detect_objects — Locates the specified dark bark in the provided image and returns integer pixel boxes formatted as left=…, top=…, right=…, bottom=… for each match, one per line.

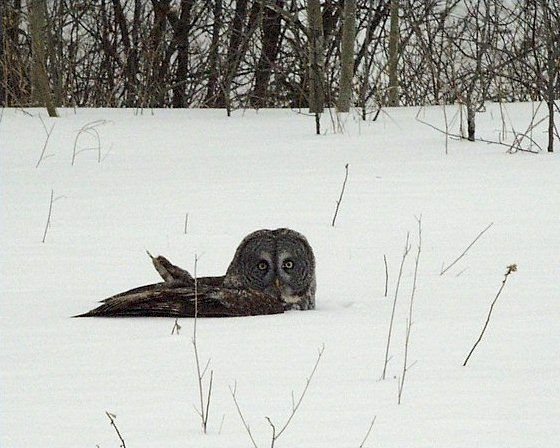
left=307, top=0, right=325, bottom=114
left=354, top=1, right=388, bottom=73
left=218, top=0, right=261, bottom=114
left=172, top=0, right=195, bottom=108
left=251, top=0, right=284, bottom=108
left=0, top=0, right=5, bottom=103
left=29, top=0, right=58, bottom=116
left=111, top=0, right=136, bottom=106
left=337, top=0, right=356, bottom=113
left=216, top=0, right=249, bottom=109
left=204, top=0, right=222, bottom=106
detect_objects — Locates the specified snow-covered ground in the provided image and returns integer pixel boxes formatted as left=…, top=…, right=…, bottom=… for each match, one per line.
left=1, top=104, right=558, bottom=447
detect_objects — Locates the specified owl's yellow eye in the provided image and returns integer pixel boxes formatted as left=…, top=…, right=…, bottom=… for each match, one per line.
left=283, top=260, right=294, bottom=269
left=258, top=261, right=269, bottom=271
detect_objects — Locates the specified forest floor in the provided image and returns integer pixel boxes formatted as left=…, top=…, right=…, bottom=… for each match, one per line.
left=1, top=103, right=559, bottom=447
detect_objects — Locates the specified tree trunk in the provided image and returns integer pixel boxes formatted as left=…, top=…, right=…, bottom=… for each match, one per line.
left=172, top=0, right=195, bottom=108
left=542, top=0, right=557, bottom=152
left=251, top=0, right=284, bottom=108
left=307, top=0, right=325, bottom=114
left=29, top=0, right=58, bottom=117
left=387, top=0, right=400, bottom=106
left=218, top=0, right=249, bottom=111
left=466, top=99, right=476, bottom=142
left=0, top=0, right=5, bottom=103
left=336, top=0, right=356, bottom=113
left=204, top=0, right=222, bottom=107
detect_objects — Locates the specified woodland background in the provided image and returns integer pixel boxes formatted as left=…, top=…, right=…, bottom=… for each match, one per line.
left=1, top=0, right=559, bottom=148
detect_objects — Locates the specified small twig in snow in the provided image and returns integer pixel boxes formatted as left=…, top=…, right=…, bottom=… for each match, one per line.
left=398, top=216, right=422, bottom=404
left=41, top=190, right=66, bottom=243
left=192, top=253, right=212, bottom=433
left=218, top=413, right=226, bottom=435
left=36, top=117, right=56, bottom=168
left=383, top=254, right=389, bottom=297
left=171, top=318, right=181, bottom=335
left=358, top=416, right=377, bottom=448
left=184, top=212, right=189, bottom=234
left=105, top=411, right=126, bottom=448
left=265, top=417, right=277, bottom=448
left=381, top=232, right=411, bottom=380
left=229, top=383, right=259, bottom=448
left=71, top=120, right=110, bottom=166
left=440, top=222, right=493, bottom=276
left=463, top=264, right=517, bottom=366
left=265, top=344, right=325, bottom=446
left=331, top=163, right=349, bottom=227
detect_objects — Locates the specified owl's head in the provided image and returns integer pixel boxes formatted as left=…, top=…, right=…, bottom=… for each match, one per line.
left=223, top=228, right=316, bottom=310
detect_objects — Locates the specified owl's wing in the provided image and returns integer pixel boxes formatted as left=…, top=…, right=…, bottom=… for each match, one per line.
left=148, top=252, right=194, bottom=283
left=148, top=253, right=226, bottom=287
left=75, top=283, right=284, bottom=318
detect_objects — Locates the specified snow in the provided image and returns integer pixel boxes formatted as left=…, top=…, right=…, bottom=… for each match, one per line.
left=1, top=104, right=559, bottom=447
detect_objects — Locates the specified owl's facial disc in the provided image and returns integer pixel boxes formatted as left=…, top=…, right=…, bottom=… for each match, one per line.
left=275, top=251, right=308, bottom=302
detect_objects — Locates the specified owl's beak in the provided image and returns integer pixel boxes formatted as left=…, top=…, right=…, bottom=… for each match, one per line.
left=274, top=277, right=282, bottom=292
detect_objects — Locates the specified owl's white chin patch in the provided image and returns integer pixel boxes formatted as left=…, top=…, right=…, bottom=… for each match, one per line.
left=281, top=294, right=301, bottom=304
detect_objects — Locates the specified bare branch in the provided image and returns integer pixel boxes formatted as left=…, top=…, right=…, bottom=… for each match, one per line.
left=358, top=416, right=377, bottom=448
left=398, top=216, right=422, bottom=404
left=381, top=232, right=411, bottom=380
left=440, top=222, right=493, bottom=276
left=229, top=384, right=259, bottom=448
left=105, top=411, right=126, bottom=448
left=463, top=264, right=517, bottom=366
left=331, top=164, right=349, bottom=227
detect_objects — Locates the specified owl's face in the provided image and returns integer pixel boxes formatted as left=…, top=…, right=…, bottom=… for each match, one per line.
left=223, top=229, right=316, bottom=310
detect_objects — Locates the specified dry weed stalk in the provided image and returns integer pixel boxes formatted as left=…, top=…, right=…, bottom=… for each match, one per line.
left=41, top=189, right=66, bottom=243
left=192, top=254, right=213, bottom=433
left=440, top=222, right=493, bottom=275
left=398, top=216, right=422, bottom=404
left=383, top=254, right=389, bottom=297
left=105, top=411, right=126, bottom=448
left=381, top=232, right=411, bottom=380
left=331, top=163, right=349, bottom=227
left=35, top=115, right=55, bottom=168
left=358, top=416, right=377, bottom=448
left=71, top=120, right=110, bottom=165
left=463, top=264, right=517, bottom=366
left=231, top=345, right=325, bottom=448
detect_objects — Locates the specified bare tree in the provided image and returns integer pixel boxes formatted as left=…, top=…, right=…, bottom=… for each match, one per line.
left=251, top=0, right=285, bottom=108
left=387, top=0, right=400, bottom=106
left=540, top=0, right=559, bottom=152
left=29, top=0, right=58, bottom=117
left=307, top=0, right=325, bottom=133
left=336, top=0, right=356, bottom=113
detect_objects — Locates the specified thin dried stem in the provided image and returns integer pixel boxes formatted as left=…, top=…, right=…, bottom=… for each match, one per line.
left=229, top=383, right=259, bottom=448
left=36, top=117, right=55, bottom=168
left=192, top=254, right=211, bottom=433
left=105, top=411, right=126, bottom=448
left=273, top=344, right=325, bottom=440
left=383, top=254, right=389, bottom=297
left=440, top=222, right=493, bottom=275
left=398, top=216, right=422, bottom=404
left=41, top=189, right=55, bottom=243
left=358, top=416, right=377, bottom=448
left=331, top=163, right=349, bottom=227
left=463, top=264, right=517, bottom=366
left=381, top=232, right=411, bottom=380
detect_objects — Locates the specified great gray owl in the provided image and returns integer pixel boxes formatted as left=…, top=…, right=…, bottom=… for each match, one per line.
left=76, top=228, right=316, bottom=317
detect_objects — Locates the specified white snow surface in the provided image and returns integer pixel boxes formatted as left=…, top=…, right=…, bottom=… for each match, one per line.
left=1, top=105, right=559, bottom=447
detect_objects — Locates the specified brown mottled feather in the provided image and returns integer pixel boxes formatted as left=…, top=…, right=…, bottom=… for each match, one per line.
left=75, top=282, right=284, bottom=318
